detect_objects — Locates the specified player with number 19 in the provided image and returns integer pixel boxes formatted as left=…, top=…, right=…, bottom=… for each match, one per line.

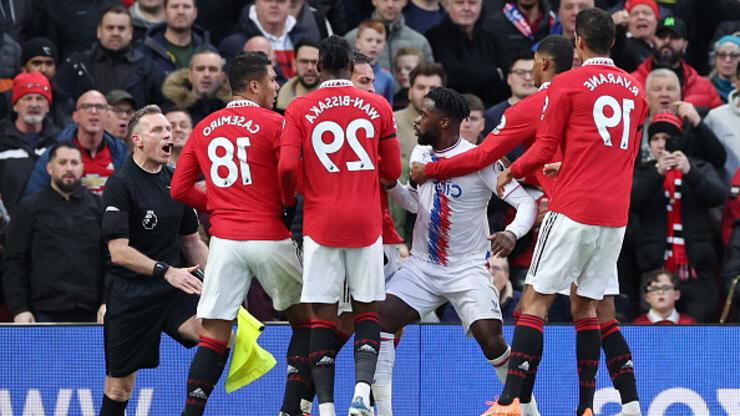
left=279, top=35, right=401, bottom=416
left=488, top=8, right=648, bottom=416
left=170, top=51, right=312, bottom=416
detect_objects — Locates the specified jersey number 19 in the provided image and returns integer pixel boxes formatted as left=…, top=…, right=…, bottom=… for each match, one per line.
left=593, top=96, right=635, bottom=150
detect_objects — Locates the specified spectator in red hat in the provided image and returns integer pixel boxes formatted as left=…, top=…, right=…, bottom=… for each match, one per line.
left=0, top=72, right=59, bottom=216
left=630, top=111, right=725, bottom=322
left=632, top=16, right=723, bottom=109
left=611, top=0, right=659, bottom=72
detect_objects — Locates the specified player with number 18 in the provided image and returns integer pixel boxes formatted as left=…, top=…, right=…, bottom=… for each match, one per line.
left=171, top=51, right=312, bottom=416
left=279, top=36, right=401, bottom=416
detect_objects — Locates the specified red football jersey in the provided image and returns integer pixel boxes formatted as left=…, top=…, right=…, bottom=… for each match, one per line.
left=75, top=139, right=115, bottom=195
left=423, top=86, right=560, bottom=197
left=171, top=100, right=289, bottom=240
left=279, top=79, right=401, bottom=247
left=510, top=58, right=648, bottom=227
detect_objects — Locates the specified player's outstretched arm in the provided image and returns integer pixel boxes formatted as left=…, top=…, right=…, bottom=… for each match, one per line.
left=170, top=140, right=207, bottom=212
left=180, top=232, right=208, bottom=270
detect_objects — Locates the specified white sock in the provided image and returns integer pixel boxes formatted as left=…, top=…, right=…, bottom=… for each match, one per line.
left=488, top=345, right=511, bottom=384
left=521, top=400, right=541, bottom=416
left=353, top=381, right=372, bottom=404
left=373, top=332, right=396, bottom=416
left=622, top=400, right=642, bottom=415
left=319, top=402, right=336, bottom=416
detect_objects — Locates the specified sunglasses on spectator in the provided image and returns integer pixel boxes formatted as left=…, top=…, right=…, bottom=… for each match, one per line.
left=716, top=52, right=740, bottom=61
left=77, top=103, right=109, bottom=112
left=645, top=285, right=676, bottom=294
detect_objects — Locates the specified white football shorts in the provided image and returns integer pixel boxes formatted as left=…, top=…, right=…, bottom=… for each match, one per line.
left=386, top=255, right=502, bottom=334
left=197, top=237, right=303, bottom=320
left=302, top=236, right=385, bottom=305
left=526, top=212, right=625, bottom=300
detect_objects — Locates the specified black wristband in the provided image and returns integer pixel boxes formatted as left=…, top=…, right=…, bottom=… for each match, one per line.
left=153, top=261, right=170, bottom=279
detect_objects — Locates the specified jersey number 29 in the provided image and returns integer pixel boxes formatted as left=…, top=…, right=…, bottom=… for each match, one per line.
left=593, top=96, right=635, bottom=150
left=207, top=137, right=252, bottom=188
left=311, top=119, right=376, bottom=173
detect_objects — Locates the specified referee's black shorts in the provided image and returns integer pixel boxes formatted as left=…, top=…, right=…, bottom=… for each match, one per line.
left=104, top=276, right=199, bottom=377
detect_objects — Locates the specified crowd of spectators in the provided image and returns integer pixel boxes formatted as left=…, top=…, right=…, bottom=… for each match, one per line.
left=0, top=0, right=739, bottom=324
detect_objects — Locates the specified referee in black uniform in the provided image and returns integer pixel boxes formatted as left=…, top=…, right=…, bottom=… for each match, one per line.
left=99, top=105, right=208, bottom=416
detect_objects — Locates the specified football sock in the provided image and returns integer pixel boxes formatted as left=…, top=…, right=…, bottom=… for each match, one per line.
left=575, top=318, right=601, bottom=416
left=488, top=345, right=511, bottom=384
left=373, top=332, right=396, bottom=416
left=318, top=402, right=336, bottom=416
left=282, top=322, right=313, bottom=415
left=183, top=336, right=230, bottom=416
left=600, top=319, right=639, bottom=406
left=353, top=312, right=381, bottom=392
left=309, top=319, right=338, bottom=405
left=99, top=395, right=127, bottom=416
left=498, top=314, right=544, bottom=406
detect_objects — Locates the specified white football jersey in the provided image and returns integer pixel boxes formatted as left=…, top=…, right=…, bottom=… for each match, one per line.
left=388, top=139, right=536, bottom=266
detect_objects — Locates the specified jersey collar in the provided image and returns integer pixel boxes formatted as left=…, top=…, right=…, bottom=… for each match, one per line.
left=582, top=57, right=615, bottom=67
left=433, top=138, right=462, bottom=155
left=319, top=79, right=354, bottom=89
left=227, top=99, right=260, bottom=108
left=538, top=81, right=551, bottom=91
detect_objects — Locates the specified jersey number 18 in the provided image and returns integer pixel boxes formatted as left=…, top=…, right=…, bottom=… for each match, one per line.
left=207, top=137, right=252, bottom=188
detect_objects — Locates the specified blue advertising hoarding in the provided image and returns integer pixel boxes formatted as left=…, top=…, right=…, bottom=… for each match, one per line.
left=0, top=324, right=738, bottom=415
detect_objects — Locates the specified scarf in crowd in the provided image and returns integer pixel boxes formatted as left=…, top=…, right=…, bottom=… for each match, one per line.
left=663, top=169, right=694, bottom=280
left=502, top=3, right=555, bottom=42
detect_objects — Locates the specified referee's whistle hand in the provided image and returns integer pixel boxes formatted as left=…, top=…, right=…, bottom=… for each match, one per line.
left=164, top=265, right=203, bottom=295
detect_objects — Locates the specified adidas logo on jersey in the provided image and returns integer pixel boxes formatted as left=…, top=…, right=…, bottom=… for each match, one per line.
left=518, top=361, right=530, bottom=372
left=359, top=344, right=378, bottom=355
left=317, top=356, right=335, bottom=366
left=188, top=387, right=208, bottom=400
left=287, top=365, right=299, bottom=375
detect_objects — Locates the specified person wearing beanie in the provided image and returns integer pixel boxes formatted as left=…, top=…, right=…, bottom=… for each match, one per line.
left=0, top=72, right=60, bottom=215
left=611, top=0, right=659, bottom=72
left=709, top=35, right=740, bottom=103
left=55, top=5, right=164, bottom=109
left=15, top=37, right=75, bottom=129
left=631, top=111, right=725, bottom=322
left=632, top=16, right=722, bottom=109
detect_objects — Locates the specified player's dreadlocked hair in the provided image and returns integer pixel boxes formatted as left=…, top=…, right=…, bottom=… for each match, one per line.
left=537, top=35, right=574, bottom=74
left=318, top=35, right=353, bottom=75
left=426, top=87, right=470, bottom=125
left=575, top=7, right=616, bottom=55
left=227, top=51, right=272, bottom=95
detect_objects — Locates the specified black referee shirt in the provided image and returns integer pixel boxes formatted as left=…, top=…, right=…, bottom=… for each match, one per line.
left=101, top=157, right=198, bottom=280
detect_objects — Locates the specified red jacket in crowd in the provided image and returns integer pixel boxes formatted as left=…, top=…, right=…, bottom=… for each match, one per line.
left=632, top=57, right=722, bottom=109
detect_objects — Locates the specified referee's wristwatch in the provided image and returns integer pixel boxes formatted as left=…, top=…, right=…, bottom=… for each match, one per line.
left=153, top=261, right=170, bottom=279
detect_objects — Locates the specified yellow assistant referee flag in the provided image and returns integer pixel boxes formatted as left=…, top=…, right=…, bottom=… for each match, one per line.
left=224, top=307, right=277, bottom=393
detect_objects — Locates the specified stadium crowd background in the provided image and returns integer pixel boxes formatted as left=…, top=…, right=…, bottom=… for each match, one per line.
left=0, top=0, right=739, bottom=325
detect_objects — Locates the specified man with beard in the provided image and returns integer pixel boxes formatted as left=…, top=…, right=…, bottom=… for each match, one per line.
left=277, top=40, right=320, bottom=112
left=0, top=72, right=59, bottom=216
left=632, top=16, right=722, bottom=109
left=162, top=46, right=230, bottom=125
left=2, top=142, right=105, bottom=323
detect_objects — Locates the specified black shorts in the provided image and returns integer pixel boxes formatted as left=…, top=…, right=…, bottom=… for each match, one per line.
left=104, top=276, right=198, bottom=377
